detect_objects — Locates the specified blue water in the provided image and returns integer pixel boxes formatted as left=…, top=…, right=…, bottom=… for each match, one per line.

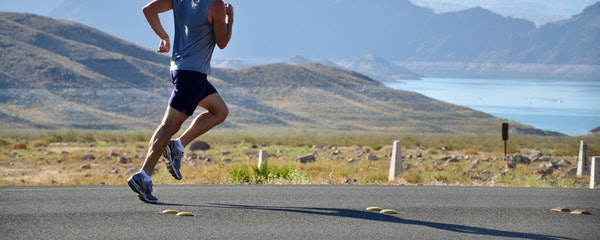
left=384, top=78, right=600, bottom=136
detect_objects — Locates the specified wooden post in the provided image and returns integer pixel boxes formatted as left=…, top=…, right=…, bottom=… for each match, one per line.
left=388, top=140, right=402, bottom=182
left=577, top=140, right=588, bottom=177
left=590, top=156, right=599, bottom=189
left=258, top=150, right=267, bottom=168
left=502, top=123, right=509, bottom=158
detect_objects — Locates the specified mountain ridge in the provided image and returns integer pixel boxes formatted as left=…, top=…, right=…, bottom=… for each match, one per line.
left=0, top=12, right=565, bottom=135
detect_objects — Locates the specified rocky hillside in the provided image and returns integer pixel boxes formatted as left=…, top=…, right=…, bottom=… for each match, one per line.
left=0, top=12, right=554, bottom=135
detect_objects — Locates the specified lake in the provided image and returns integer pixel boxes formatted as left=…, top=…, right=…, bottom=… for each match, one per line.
left=384, top=78, right=600, bottom=136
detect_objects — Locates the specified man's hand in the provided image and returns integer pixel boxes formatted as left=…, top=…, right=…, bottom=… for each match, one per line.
left=210, top=0, right=234, bottom=49
left=225, top=2, right=234, bottom=24
left=157, top=36, right=170, bottom=53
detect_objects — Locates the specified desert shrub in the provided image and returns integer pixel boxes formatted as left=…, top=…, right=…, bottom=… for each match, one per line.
left=402, top=172, right=422, bottom=184
left=81, top=132, right=96, bottom=143
left=11, top=142, right=27, bottom=150
left=252, top=164, right=269, bottom=183
left=463, top=148, right=479, bottom=156
left=251, top=164, right=305, bottom=184
left=425, top=147, right=439, bottom=155
left=432, top=173, right=449, bottom=182
left=31, top=140, right=48, bottom=148
left=46, top=131, right=78, bottom=143
left=273, top=165, right=295, bottom=180
left=371, top=143, right=384, bottom=151
left=229, top=164, right=251, bottom=183
left=0, top=139, right=8, bottom=147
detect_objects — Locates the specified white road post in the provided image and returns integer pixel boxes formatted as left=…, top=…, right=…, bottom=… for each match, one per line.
left=388, top=140, right=403, bottom=182
left=258, top=150, right=267, bottom=168
left=577, top=140, right=588, bottom=177
left=590, top=156, right=599, bottom=189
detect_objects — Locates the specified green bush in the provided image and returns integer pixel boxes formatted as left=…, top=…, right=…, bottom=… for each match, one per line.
left=371, top=143, right=384, bottom=151
left=229, top=164, right=251, bottom=183
left=252, top=164, right=269, bottom=183
left=0, top=139, right=8, bottom=147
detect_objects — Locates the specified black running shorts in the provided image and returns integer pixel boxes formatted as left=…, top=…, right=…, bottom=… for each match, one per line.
left=168, top=70, right=218, bottom=116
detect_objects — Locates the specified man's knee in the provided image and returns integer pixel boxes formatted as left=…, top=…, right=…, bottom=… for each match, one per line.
left=214, top=105, right=228, bottom=123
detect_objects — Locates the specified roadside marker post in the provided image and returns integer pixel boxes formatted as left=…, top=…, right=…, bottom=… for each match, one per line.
left=590, top=156, right=599, bottom=189
left=577, top=140, right=588, bottom=177
left=388, top=140, right=402, bottom=182
left=258, top=150, right=267, bottom=168
left=502, top=123, right=509, bottom=158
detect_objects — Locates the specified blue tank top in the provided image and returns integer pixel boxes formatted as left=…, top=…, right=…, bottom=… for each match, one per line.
left=170, top=0, right=215, bottom=74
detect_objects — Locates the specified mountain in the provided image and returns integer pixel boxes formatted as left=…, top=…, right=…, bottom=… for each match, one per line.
left=0, top=12, right=558, bottom=135
left=338, top=54, right=422, bottom=81
left=412, top=0, right=599, bottom=26
left=30, top=0, right=599, bottom=80
left=0, top=12, right=169, bottom=88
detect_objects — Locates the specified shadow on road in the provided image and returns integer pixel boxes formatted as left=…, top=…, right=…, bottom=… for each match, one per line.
left=209, top=203, right=574, bottom=240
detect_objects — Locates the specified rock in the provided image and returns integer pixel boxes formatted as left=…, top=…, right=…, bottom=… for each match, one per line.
left=186, top=152, right=198, bottom=160
left=124, top=168, right=136, bottom=175
left=109, top=150, right=120, bottom=157
left=537, top=174, right=547, bottom=180
left=470, top=160, right=479, bottom=168
left=366, top=154, right=378, bottom=161
left=531, top=153, right=551, bottom=162
left=506, top=162, right=517, bottom=169
left=347, top=158, right=358, bottom=164
left=509, top=154, right=531, bottom=164
left=118, top=156, right=129, bottom=164
left=535, top=166, right=554, bottom=175
left=80, top=164, right=92, bottom=169
left=442, top=155, right=459, bottom=162
left=81, top=154, right=95, bottom=160
left=343, top=178, right=357, bottom=184
left=556, top=159, right=572, bottom=167
left=189, top=141, right=211, bottom=151
left=297, top=153, right=316, bottom=164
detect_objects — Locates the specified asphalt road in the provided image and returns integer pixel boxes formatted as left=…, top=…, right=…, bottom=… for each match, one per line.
left=1, top=185, right=599, bottom=240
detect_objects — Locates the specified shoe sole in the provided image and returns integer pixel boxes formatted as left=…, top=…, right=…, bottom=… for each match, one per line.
left=163, top=145, right=182, bottom=180
left=127, top=178, right=157, bottom=204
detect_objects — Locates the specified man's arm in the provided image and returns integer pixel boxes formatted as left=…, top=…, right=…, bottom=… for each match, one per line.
left=209, top=0, right=234, bottom=49
left=142, top=0, right=173, bottom=53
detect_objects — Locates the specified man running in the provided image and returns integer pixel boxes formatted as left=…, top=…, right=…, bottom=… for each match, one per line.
left=127, top=0, right=234, bottom=203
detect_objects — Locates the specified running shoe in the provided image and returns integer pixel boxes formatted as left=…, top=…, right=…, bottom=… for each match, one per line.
left=127, top=173, right=158, bottom=203
left=163, top=140, right=183, bottom=180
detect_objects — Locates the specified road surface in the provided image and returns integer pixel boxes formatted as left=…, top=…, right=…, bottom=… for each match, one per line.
left=1, top=185, right=598, bottom=239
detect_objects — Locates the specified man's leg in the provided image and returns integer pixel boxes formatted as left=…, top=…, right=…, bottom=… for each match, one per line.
left=142, top=106, right=189, bottom=175
left=127, top=106, right=187, bottom=203
left=178, top=93, right=228, bottom=147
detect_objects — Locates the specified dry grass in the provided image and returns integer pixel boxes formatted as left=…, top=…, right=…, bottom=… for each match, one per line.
left=0, top=129, right=598, bottom=188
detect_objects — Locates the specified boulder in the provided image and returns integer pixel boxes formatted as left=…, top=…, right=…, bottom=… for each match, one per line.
left=297, top=153, right=316, bottom=164
left=189, top=141, right=211, bottom=151
left=118, top=156, right=129, bottom=164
